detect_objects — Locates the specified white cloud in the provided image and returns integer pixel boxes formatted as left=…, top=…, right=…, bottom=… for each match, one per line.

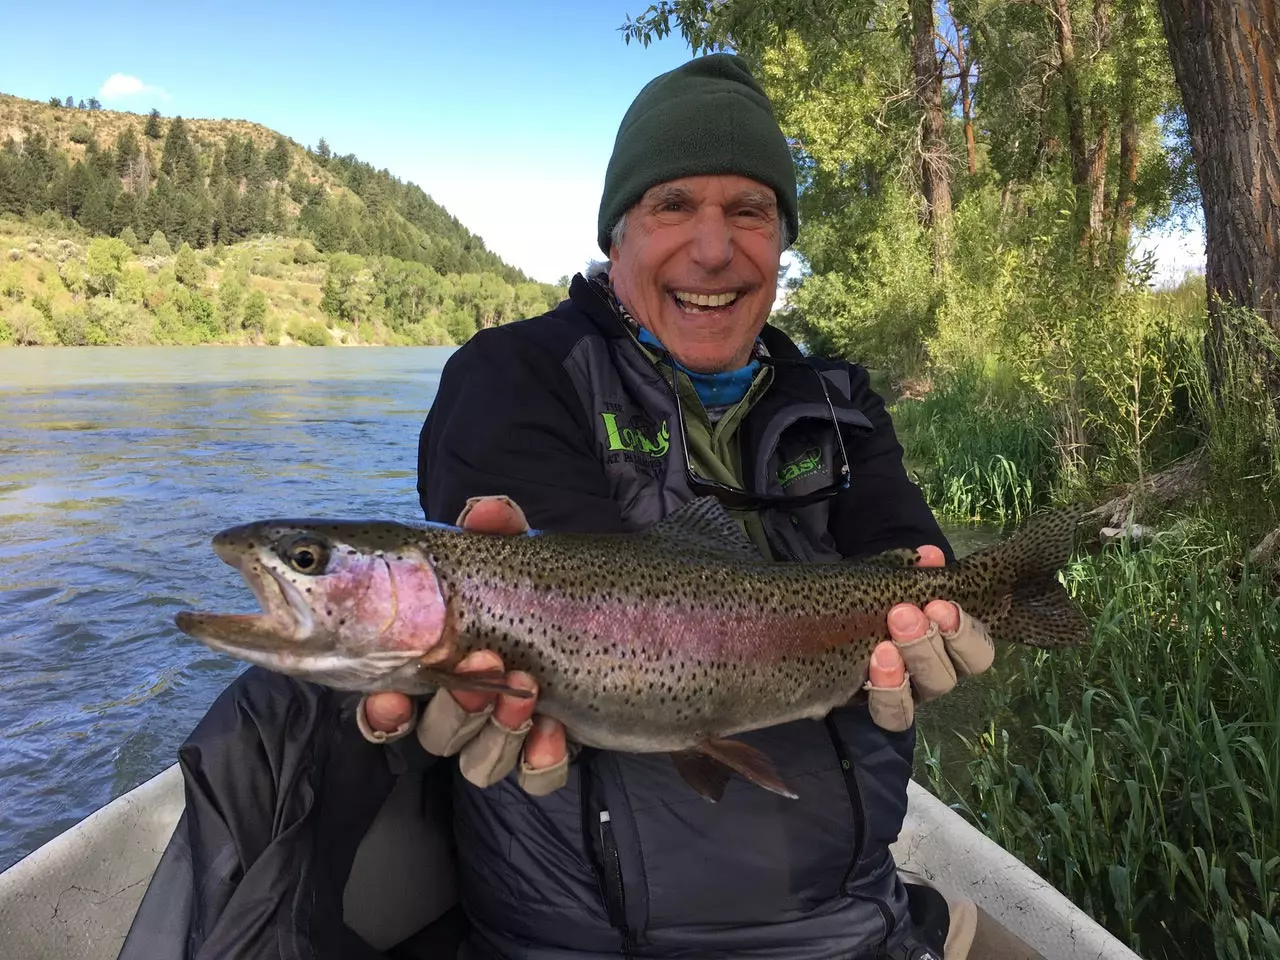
left=98, top=73, right=171, bottom=103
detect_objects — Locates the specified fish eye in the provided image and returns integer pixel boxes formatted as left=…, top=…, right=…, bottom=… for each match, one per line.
left=280, top=537, right=330, bottom=575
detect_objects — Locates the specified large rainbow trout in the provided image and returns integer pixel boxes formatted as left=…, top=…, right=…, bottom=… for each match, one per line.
left=176, top=497, right=1088, bottom=799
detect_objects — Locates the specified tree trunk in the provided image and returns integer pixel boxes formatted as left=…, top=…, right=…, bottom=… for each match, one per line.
left=1053, top=0, right=1090, bottom=191
left=1111, top=85, right=1140, bottom=262
left=910, top=0, right=953, bottom=272
left=942, top=0, right=978, bottom=174
left=1158, top=0, right=1280, bottom=411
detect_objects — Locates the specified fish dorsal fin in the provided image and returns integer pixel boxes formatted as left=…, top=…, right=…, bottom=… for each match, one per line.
left=644, top=496, right=761, bottom=560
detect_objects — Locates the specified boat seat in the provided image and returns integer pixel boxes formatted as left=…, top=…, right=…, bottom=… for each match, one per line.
left=343, top=762, right=461, bottom=954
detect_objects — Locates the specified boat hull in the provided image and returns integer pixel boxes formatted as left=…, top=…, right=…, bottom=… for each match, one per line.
left=0, top=766, right=1142, bottom=960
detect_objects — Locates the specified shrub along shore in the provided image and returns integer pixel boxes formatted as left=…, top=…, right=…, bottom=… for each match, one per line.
left=890, top=287, right=1280, bottom=959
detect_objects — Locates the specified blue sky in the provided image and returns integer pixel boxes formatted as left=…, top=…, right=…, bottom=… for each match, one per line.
left=0, top=1, right=1203, bottom=285
left=0, top=0, right=699, bottom=283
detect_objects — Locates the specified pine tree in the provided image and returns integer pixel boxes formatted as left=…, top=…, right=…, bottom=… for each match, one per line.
left=144, top=109, right=162, bottom=140
left=266, top=136, right=292, bottom=181
left=114, top=127, right=140, bottom=178
left=160, top=117, right=199, bottom=187
left=65, top=96, right=75, bottom=108
left=316, top=137, right=331, bottom=160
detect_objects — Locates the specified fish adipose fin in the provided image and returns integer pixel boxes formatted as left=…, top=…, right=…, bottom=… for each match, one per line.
left=415, top=665, right=535, bottom=698
left=959, top=504, right=1091, bottom=649
left=644, top=497, right=762, bottom=560
left=674, top=738, right=799, bottom=800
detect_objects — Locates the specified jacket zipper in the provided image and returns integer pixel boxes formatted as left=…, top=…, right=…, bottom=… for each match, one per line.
left=598, top=810, right=634, bottom=957
left=824, top=717, right=896, bottom=939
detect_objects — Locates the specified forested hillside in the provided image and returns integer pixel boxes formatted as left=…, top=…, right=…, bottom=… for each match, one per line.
left=0, top=94, right=565, bottom=346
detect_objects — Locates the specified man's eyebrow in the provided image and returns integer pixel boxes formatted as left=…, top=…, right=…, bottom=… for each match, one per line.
left=646, top=184, right=694, bottom=205
left=733, top=190, right=778, bottom=211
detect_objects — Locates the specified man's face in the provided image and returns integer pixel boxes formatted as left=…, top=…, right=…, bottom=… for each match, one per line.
left=608, top=174, right=783, bottom=373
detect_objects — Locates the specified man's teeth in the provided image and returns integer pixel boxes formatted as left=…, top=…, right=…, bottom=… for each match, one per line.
left=674, top=291, right=738, bottom=308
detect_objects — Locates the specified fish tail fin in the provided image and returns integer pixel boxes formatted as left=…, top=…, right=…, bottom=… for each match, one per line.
left=957, top=503, right=1091, bottom=648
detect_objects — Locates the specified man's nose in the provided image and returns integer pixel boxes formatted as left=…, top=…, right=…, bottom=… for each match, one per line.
left=688, top=208, right=734, bottom=271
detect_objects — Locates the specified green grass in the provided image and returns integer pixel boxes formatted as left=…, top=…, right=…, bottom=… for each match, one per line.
left=922, top=520, right=1280, bottom=959
left=892, top=367, right=1054, bottom=524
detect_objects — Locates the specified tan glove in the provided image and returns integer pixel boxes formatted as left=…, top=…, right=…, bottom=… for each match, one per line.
left=862, top=543, right=997, bottom=732
left=357, top=495, right=570, bottom=796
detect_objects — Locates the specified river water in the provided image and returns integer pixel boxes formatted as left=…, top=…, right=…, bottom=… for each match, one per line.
left=0, top=346, right=999, bottom=873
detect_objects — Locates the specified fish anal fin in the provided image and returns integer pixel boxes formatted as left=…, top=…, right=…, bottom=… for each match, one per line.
left=416, top=665, right=535, bottom=698
left=697, top=737, right=798, bottom=800
left=671, top=751, right=731, bottom=803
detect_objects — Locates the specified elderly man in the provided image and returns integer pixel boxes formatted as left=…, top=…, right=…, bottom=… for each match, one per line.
left=360, top=54, right=989, bottom=959
left=122, top=54, right=989, bottom=960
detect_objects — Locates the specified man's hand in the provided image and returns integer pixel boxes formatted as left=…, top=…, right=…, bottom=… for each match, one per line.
left=358, top=496, right=571, bottom=795
left=864, top=544, right=995, bottom=732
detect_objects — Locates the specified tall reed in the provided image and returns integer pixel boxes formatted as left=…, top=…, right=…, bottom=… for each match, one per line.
left=923, top=521, right=1280, bottom=959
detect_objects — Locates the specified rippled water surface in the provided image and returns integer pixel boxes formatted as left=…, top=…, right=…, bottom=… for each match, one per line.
left=0, top=346, right=452, bottom=871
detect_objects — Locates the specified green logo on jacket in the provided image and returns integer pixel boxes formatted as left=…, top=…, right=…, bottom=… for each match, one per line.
left=600, top=412, right=670, bottom=458
left=778, top=447, right=823, bottom=487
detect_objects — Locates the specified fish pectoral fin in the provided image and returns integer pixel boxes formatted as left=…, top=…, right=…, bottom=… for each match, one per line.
left=416, top=665, right=536, bottom=699
left=671, top=750, right=732, bottom=803
left=695, top=738, right=799, bottom=800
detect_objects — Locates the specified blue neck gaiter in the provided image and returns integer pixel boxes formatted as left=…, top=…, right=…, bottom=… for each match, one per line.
left=636, top=327, right=760, bottom=408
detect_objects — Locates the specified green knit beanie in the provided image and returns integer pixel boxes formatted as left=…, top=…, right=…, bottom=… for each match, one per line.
left=597, top=53, right=798, bottom=254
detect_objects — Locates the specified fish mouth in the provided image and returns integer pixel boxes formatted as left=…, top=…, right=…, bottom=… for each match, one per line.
left=175, top=549, right=314, bottom=653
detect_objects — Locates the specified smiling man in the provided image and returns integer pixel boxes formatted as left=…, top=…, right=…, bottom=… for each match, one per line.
left=361, top=54, right=990, bottom=960
left=122, top=54, right=990, bottom=960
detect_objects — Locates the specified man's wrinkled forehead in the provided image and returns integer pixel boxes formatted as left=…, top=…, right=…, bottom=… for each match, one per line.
left=641, top=180, right=779, bottom=213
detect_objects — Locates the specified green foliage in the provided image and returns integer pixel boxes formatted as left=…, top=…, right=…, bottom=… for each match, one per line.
left=1190, top=306, right=1280, bottom=540
left=173, top=242, right=206, bottom=288
left=2, top=302, right=54, bottom=344
left=118, top=225, right=139, bottom=252
left=924, top=521, right=1280, bottom=959
left=242, top=288, right=268, bottom=335
left=144, top=108, right=162, bottom=140
left=146, top=230, right=172, bottom=257
left=775, top=186, right=939, bottom=376
left=287, top=317, right=332, bottom=346
left=892, top=368, right=1052, bottom=524
left=217, top=279, right=243, bottom=332
left=320, top=252, right=367, bottom=326
left=85, top=236, right=132, bottom=297
left=292, top=239, right=319, bottom=264
left=68, top=123, right=92, bottom=145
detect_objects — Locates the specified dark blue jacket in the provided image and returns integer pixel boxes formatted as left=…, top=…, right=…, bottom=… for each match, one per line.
left=418, top=274, right=951, bottom=959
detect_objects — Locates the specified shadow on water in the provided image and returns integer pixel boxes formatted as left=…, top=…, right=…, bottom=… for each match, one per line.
left=0, top=346, right=454, bottom=871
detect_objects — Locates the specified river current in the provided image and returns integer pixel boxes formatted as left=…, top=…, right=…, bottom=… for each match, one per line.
left=0, top=346, right=996, bottom=872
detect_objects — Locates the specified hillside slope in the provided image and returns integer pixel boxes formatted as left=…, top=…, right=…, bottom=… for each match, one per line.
left=0, top=93, right=530, bottom=284
left=0, top=94, right=567, bottom=347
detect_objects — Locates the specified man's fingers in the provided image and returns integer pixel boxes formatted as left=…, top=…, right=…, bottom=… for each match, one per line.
left=916, top=544, right=946, bottom=568
left=364, top=692, right=415, bottom=733
left=866, top=642, right=913, bottom=732
left=451, top=649, right=505, bottom=714
left=937, top=605, right=996, bottom=677
left=867, top=641, right=905, bottom=688
left=456, top=495, right=530, bottom=535
left=924, top=598, right=960, bottom=634
left=524, top=715, right=567, bottom=770
left=887, top=602, right=958, bottom=703
left=493, top=671, right=538, bottom=729
left=518, top=716, right=570, bottom=796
